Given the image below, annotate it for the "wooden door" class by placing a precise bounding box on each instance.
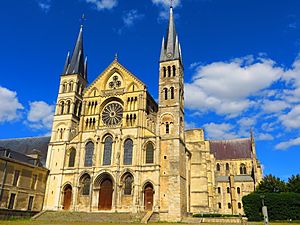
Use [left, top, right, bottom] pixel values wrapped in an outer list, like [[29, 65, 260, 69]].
[[63, 186, 72, 210], [98, 179, 113, 210], [144, 185, 153, 211]]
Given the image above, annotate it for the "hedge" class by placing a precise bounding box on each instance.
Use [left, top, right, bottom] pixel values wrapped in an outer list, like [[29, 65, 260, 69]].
[[242, 192, 300, 221], [193, 213, 240, 218]]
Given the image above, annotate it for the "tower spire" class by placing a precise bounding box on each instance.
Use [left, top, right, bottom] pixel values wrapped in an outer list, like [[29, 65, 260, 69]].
[[159, 5, 182, 64], [62, 25, 87, 79]]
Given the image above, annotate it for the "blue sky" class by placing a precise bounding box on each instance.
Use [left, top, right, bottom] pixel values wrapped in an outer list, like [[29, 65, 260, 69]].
[[0, 0, 299, 180]]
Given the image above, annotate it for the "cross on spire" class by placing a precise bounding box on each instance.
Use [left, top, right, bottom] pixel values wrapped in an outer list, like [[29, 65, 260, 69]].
[[80, 14, 86, 27]]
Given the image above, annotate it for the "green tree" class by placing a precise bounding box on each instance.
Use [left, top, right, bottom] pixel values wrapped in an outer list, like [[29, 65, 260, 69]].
[[287, 174, 300, 193], [256, 174, 287, 193]]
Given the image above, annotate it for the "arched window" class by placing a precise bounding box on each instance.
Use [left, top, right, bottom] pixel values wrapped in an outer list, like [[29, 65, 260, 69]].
[[166, 123, 170, 134], [69, 82, 73, 92], [172, 65, 176, 76], [124, 175, 133, 195], [237, 187, 241, 194], [60, 102, 65, 115], [170, 87, 175, 99], [218, 202, 222, 209], [216, 163, 220, 171], [228, 203, 231, 209], [226, 163, 230, 171], [66, 100, 71, 114], [81, 174, 91, 196], [227, 187, 230, 193], [163, 67, 166, 78], [84, 141, 94, 167], [168, 66, 171, 77], [62, 83, 66, 93], [217, 187, 221, 194], [145, 143, 154, 164], [163, 88, 168, 100], [123, 139, 133, 165], [240, 163, 247, 175], [68, 148, 76, 167], [238, 202, 242, 209], [103, 136, 113, 165]]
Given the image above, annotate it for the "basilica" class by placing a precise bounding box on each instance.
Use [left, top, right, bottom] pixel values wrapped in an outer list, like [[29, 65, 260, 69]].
[[43, 6, 263, 222]]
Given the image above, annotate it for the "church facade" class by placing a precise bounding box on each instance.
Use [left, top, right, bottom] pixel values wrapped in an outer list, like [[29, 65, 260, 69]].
[[43, 7, 262, 222]]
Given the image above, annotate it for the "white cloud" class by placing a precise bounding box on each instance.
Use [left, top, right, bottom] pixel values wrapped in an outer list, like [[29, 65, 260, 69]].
[[152, 0, 181, 20], [123, 10, 144, 27], [275, 137, 300, 150], [185, 121, 196, 130], [262, 100, 290, 113], [26, 101, 55, 130], [185, 55, 284, 117], [257, 133, 274, 141], [0, 86, 23, 123], [152, 0, 181, 8], [85, 0, 118, 11], [203, 122, 238, 140], [238, 117, 256, 127], [37, 0, 52, 13], [279, 105, 300, 129]]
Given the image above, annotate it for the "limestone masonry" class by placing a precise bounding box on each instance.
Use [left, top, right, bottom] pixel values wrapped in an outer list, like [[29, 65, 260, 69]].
[[41, 6, 262, 222]]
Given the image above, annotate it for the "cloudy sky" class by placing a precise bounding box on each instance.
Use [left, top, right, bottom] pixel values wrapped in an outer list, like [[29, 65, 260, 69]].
[[0, 0, 299, 179]]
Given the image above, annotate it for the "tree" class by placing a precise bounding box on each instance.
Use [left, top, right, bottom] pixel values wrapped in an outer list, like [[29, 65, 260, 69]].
[[256, 174, 287, 193], [287, 174, 300, 193]]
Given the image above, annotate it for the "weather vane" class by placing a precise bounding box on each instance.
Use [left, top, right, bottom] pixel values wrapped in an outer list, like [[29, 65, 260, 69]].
[[170, 0, 173, 7]]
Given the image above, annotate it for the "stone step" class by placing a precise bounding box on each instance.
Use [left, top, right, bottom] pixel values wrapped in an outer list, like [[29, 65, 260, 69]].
[[33, 211, 145, 223]]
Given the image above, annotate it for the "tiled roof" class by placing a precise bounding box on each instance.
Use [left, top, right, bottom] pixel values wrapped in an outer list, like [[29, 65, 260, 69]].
[[209, 138, 252, 160], [0, 136, 50, 166]]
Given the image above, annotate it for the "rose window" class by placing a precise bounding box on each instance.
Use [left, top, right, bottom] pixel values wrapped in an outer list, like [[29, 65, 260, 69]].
[[102, 102, 123, 126]]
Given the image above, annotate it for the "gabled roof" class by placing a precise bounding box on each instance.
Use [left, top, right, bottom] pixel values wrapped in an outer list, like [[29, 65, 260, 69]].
[[209, 138, 252, 160], [83, 59, 147, 95], [0, 136, 50, 166]]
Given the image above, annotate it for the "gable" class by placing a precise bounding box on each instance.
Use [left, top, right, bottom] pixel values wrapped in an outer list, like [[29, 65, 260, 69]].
[[84, 60, 146, 97]]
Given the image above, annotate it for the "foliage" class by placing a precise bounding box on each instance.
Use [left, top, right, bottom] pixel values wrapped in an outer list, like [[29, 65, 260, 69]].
[[256, 174, 287, 193], [287, 174, 300, 193], [242, 192, 300, 221], [193, 213, 240, 218]]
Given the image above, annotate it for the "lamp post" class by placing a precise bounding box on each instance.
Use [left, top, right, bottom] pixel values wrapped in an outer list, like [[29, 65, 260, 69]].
[[260, 195, 269, 225]]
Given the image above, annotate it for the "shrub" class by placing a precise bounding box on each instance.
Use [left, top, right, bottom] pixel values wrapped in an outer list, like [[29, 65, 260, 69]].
[[242, 192, 300, 221]]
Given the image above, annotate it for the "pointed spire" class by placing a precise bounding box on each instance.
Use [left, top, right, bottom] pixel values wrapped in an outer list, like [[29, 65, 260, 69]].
[[63, 25, 87, 79], [159, 5, 182, 64], [62, 52, 70, 75]]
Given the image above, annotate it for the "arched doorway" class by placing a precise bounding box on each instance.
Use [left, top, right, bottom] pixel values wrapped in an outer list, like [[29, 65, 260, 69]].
[[98, 179, 113, 210], [144, 183, 154, 211], [62, 184, 72, 210]]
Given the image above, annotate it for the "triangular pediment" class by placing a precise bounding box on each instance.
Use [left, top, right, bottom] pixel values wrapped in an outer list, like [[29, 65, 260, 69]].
[[84, 60, 146, 97]]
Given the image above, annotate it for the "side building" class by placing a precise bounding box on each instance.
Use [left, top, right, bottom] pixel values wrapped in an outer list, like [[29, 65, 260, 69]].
[[0, 147, 49, 212]]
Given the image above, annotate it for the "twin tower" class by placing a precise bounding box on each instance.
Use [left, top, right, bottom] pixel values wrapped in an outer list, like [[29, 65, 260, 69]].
[[44, 6, 189, 221]]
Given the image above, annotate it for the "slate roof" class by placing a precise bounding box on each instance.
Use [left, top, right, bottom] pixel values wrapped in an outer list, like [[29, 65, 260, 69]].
[[0, 147, 44, 167], [0, 136, 50, 166], [209, 138, 252, 160]]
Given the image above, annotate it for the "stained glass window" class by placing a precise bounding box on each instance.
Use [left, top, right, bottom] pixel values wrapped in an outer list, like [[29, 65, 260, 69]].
[[103, 136, 113, 165], [68, 148, 76, 167], [84, 141, 94, 167], [123, 139, 133, 165], [82, 175, 91, 195], [124, 175, 133, 195], [145, 143, 154, 164]]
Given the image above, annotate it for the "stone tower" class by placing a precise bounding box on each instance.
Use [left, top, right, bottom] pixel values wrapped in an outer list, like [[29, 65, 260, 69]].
[[158, 6, 187, 221], [44, 26, 87, 210]]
